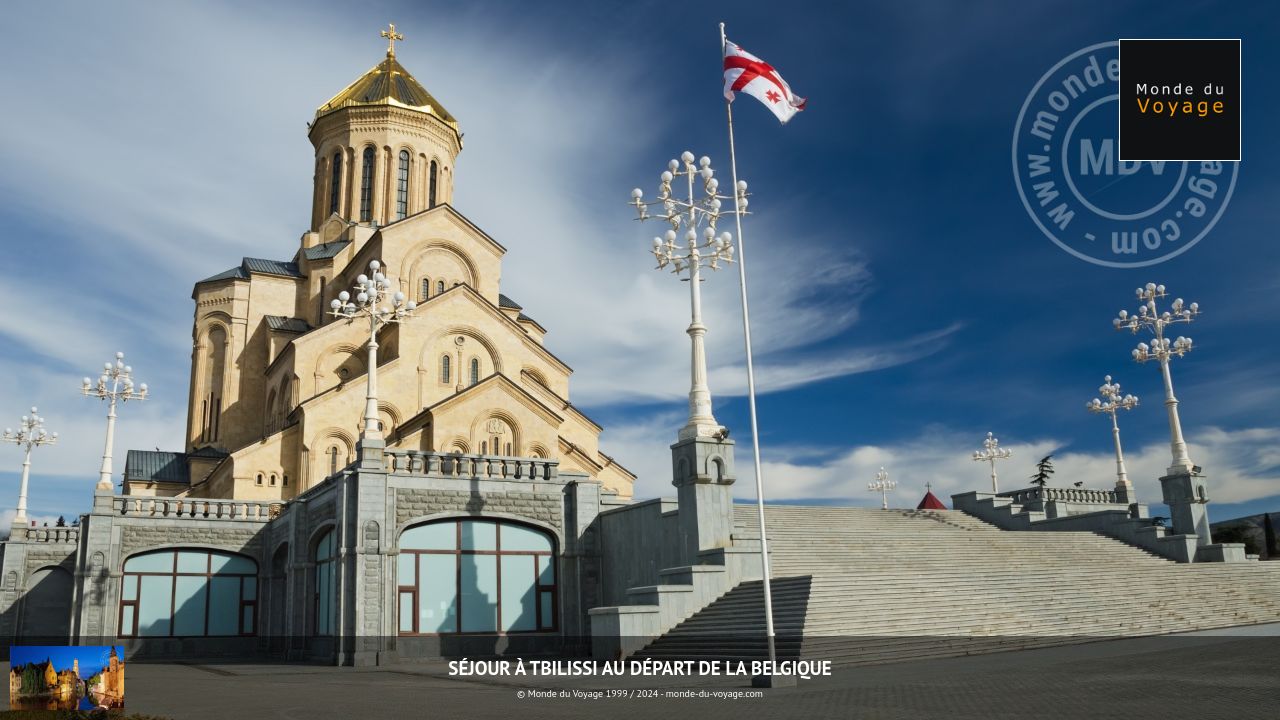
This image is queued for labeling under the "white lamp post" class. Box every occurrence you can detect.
[972,432,1012,493]
[868,467,896,510]
[3,407,57,522]
[330,260,415,442]
[1114,283,1199,475]
[1087,375,1139,502]
[631,152,740,440]
[82,352,147,491]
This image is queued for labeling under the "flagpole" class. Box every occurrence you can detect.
[720,20,777,669]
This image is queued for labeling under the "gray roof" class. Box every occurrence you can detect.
[303,240,351,261]
[196,256,302,287]
[498,294,523,310]
[265,316,311,334]
[124,450,188,484]
[198,266,248,284]
[188,446,229,459]
[242,257,303,277]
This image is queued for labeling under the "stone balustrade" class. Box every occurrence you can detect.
[112,496,280,522]
[17,526,80,544]
[999,486,1119,505]
[385,450,558,481]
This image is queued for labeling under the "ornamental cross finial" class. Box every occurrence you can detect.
[381,23,404,57]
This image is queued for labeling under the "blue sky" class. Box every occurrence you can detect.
[0,1,1276,523]
[9,645,123,678]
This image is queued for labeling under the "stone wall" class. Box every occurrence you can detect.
[119,524,263,558]
[394,487,563,532]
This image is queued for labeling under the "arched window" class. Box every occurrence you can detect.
[328,446,340,476]
[397,519,556,634]
[269,474,277,487]
[256,473,264,486]
[436,279,445,295]
[119,549,256,637]
[470,358,480,386]
[420,278,431,301]
[505,442,513,456]
[314,529,337,635]
[440,355,451,384]
[396,150,410,220]
[329,151,342,215]
[428,160,439,208]
[203,326,227,442]
[480,441,487,454]
[283,474,289,487]
[359,146,375,223]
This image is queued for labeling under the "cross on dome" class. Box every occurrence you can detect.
[381,23,404,57]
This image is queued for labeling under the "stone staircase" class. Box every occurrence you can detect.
[635,505,1280,666]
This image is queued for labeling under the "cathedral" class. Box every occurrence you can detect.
[0,26,746,666]
[123,30,634,501]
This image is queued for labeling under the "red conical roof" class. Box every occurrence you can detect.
[917,491,947,510]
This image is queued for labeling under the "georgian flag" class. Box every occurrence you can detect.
[723,40,807,124]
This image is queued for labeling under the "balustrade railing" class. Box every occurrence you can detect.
[999,486,1120,505]
[17,526,80,544]
[112,496,279,521]
[385,450,558,481]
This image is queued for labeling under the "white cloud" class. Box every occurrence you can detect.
[602,412,1280,508]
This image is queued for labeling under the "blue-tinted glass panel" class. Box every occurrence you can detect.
[209,576,240,635]
[316,563,333,635]
[177,551,208,574]
[419,554,457,633]
[460,521,496,551]
[137,576,172,636]
[399,592,414,632]
[540,591,554,628]
[242,605,254,634]
[400,523,455,551]
[124,552,173,573]
[538,555,554,586]
[121,605,135,635]
[502,524,552,553]
[500,556,536,632]
[173,576,207,635]
[122,575,138,601]
[210,553,256,575]
[397,554,415,585]
[243,577,257,601]
[460,554,497,632]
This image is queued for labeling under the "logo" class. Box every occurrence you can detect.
[1012,42,1237,268]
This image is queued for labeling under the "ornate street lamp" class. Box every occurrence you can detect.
[972,432,1012,493]
[868,467,896,510]
[330,260,415,443]
[3,407,57,522]
[631,151,741,440]
[1114,283,1199,475]
[1087,375,1139,502]
[82,352,147,491]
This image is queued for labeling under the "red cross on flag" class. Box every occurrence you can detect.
[722,39,807,124]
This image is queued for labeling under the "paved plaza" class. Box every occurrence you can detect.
[7,627,1271,719]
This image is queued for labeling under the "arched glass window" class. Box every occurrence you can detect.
[396,150,410,220]
[428,160,439,208]
[329,151,342,215]
[359,147,375,223]
[119,549,256,637]
[397,519,556,634]
[256,473,264,486]
[436,279,445,295]
[440,355,451,384]
[470,358,480,386]
[420,278,431,301]
[269,474,277,487]
[328,446,340,476]
[314,529,336,635]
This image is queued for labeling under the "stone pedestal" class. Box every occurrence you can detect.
[671,435,736,564]
[1160,471,1212,546]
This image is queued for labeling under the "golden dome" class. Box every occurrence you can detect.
[316,54,458,130]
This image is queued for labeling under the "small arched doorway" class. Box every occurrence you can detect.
[19,566,73,642]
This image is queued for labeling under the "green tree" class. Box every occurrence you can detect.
[1030,455,1056,488]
